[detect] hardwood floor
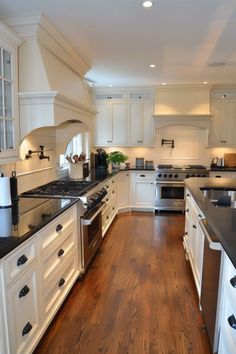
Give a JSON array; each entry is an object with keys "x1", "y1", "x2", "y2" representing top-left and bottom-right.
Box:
[{"x1": 34, "y1": 212, "x2": 211, "y2": 354}]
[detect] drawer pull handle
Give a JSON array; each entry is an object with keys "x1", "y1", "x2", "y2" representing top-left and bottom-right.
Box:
[
  {"x1": 17, "y1": 254, "x2": 28, "y2": 267},
  {"x1": 198, "y1": 214, "x2": 202, "y2": 218},
  {"x1": 193, "y1": 224, "x2": 197, "y2": 229},
  {"x1": 230, "y1": 276, "x2": 236, "y2": 288},
  {"x1": 228, "y1": 315, "x2": 236, "y2": 330},
  {"x1": 56, "y1": 224, "x2": 63, "y2": 232},
  {"x1": 58, "y1": 249, "x2": 65, "y2": 257},
  {"x1": 59, "y1": 278, "x2": 65, "y2": 287},
  {"x1": 185, "y1": 209, "x2": 189, "y2": 213},
  {"x1": 112, "y1": 190, "x2": 115, "y2": 194},
  {"x1": 22, "y1": 322, "x2": 32, "y2": 336},
  {"x1": 140, "y1": 174, "x2": 146, "y2": 177},
  {"x1": 19, "y1": 285, "x2": 30, "y2": 298},
  {"x1": 186, "y1": 193, "x2": 190, "y2": 197}
]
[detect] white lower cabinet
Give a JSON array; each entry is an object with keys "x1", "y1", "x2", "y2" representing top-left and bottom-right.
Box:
[
  {"x1": 131, "y1": 172, "x2": 155, "y2": 211},
  {"x1": 218, "y1": 252, "x2": 236, "y2": 354},
  {"x1": 116, "y1": 171, "x2": 131, "y2": 211},
  {"x1": 5, "y1": 266, "x2": 40, "y2": 354},
  {"x1": 210, "y1": 171, "x2": 236, "y2": 178},
  {"x1": 0, "y1": 204, "x2": 80, "y2": 354},
  {"x1": 101, "y1": 176, "x2": 117, "y2": 237},
  {"x1": 183, "y1": 189, "x2": 205, "y2": 297}
]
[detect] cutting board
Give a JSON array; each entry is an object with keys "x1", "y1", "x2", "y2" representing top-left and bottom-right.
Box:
[{"x1": 224, "y1": 153, "x2": 236, "y2": 167}]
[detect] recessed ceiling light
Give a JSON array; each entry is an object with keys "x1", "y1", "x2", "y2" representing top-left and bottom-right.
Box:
[
  {"x1": 149, "y1": 64, "x2": 156, "y2": 68},
  {"x1": 162, "y1": 82, "x2": 167, "y2": 85},
  {"x1": 142, "y1": 1, "x2": 154, "y2": 8},
  {"x1": 109, "y1": 84, "x2": 113, "y2": 87},
  {"x1": 203, "y1": 81, "x2": 208, "y2": 85}
]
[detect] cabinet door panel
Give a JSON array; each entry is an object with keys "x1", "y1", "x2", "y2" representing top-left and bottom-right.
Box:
[
  {"x1": 95, "y1": 102, "x2": 110, "y2": 145},
  {"x1": 225, "y1": 100, "x2": 236, "y2": 145},
  {"x1": 128, "y1": 101, "x2": 140, "y2": 145},
  {"x1": 117, "y1": 172, "x2": 130, "y2": 209},
  {"x1": 110, "y1": 101, "x2": 126, "y2": 145},
  {"x1": 210, "y1": 100, "x2": 224, "y2": 145},
  {"x1": 142, "y1": 101, "x2": 154, "y2": 145},
  {"x1": 133, "y1": 181, "x2": 154, "y2": 208}
]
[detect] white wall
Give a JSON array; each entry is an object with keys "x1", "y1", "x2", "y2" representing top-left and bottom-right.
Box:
[{"x1": 0, "y1": 128, "x2": 57, "y2": 194}]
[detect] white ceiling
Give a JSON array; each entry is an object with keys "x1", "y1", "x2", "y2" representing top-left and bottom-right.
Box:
[{"x1": 1, "y1": 0, "x2": 236, "y2": 87}]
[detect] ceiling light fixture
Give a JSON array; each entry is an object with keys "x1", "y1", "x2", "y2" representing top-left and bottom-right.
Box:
[
  {"x1": 149, "y1": 64, "x2": 156, "y2": 68},
  {"x1": 162, "y1": 82, "x2": 167, "y2": 85},
  {"x1": 109, "y1": 84, "x2": 113, "y2": 87},
  {"x1": 142, "y1": 1, "x2": 154, "y2": 8},
  {"x1": 203, "y1": 81, "x2": 208, "y2": 85}
]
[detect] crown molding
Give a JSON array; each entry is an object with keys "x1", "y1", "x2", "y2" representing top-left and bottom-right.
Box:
[
  {"x1": 0, "y1": 19, "x2": 22, "y2": 46},
  {"x1": 2, "y1": 12, "x2": 90, "y2": 77}
]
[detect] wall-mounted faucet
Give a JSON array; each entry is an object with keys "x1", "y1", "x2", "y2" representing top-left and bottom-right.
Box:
[
  {"x1": 25, "y1": 145, "x2": 50, "y2": 160},
  {"x1": 161, "y1": 139, "x2": 175, "y2": 148}
]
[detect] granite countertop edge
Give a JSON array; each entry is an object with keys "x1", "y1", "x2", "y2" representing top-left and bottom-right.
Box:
[
  {"x1": 0, "y1": 198, "x2": 78, "y2": 260},
  {"x1": 185, "y1": 177, "x2": 236, "y2": 268}
]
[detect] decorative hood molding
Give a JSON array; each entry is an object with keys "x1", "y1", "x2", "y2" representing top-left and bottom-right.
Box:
[{"x1": 2, "y1": 13, "x2": 96, "y2": 139}]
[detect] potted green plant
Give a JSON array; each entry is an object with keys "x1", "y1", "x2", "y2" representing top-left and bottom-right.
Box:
[{"x1": 106, "y1": 151, "x2": 128, "y2": 169}]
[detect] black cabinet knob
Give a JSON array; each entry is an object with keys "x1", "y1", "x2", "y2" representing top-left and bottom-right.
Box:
[
  {"x1": 193, "y1": 224, "x2": 197, "y2": 229},
  {"x1": 19, "y1": 285, "x2": 30, "y2": 298},
  {"x1": 230, "y1": 276, "x2": 236, "y2": 288},
  {"x1": 59, "y1": 278, "x2": 65, "y2": 287},
  {"x1": 56, "y1": 224, "x2": 63, "y2": 232},
  {"x1": 22, "y1": 322, "x2": 32, "y2": 336},
  {"x1": 228, "y1": 315, "x2": 236, "y2": 330},
  {"x1": 17, "y1": 254, "x2": 28, "y2": 267},
  {"x1": 58, "y1": 249, "x2": 65, "y2": 257},
  {"x1": 185, "y1": 209, "x2": 189, "y2": 213}
]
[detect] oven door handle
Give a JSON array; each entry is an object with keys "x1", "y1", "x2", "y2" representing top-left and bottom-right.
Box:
[
  {"x1": 155, "y1": 180, "x2": 185, "y2": 185},
  {"x1": 81, "y1": 203, "x2": 104, "y2": 226}
]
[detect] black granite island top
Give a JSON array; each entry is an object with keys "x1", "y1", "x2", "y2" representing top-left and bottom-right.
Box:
[
  {"x1": 0, "y1": 197, "x2": 78, "y2": 259},
  {"x1": 185, "y1": 177, "x2": 236, "y2": 268}
]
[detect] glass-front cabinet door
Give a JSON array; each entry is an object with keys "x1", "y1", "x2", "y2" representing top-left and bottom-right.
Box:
[{"x1": 0, "y1": 22, "x2": 21, "y2": 163}]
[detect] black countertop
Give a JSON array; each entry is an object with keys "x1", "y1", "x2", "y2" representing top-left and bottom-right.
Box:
[
  {"x1": 0, "y1": 197, "x2": 77, "y2": 259},
  {"x1": 185, "y1": 177, "x2": 236, "y2": 268},
  {"x1": 210, "y1": 167, "x2": 236, "y2": 172}
]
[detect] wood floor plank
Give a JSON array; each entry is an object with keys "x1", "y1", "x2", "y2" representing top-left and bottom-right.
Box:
[{"x1": 34, "y1": 212, "x2": 211, "y2": 354}]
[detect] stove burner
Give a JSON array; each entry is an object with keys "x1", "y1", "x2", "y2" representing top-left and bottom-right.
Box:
[{"x1": 22, "y1": 180, "x2": 99, "y2": 198}]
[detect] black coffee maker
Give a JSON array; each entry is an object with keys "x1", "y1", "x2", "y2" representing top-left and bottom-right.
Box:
[{"x1": 91, "y1": 149, "x2": 108, "y2": 169}]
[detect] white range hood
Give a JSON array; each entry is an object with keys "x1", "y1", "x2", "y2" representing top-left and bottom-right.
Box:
[{"x1": 3, "y1": 13, "x2": 96, "y2": 140}]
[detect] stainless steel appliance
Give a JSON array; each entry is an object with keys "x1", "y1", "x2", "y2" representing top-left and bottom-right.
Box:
[
  {"x1": 199, "y1": 219, "x2": 222, "y2": 354},
  {"x1": 22, "y1": 180, "x2": 107, "y2": 271},
  {"x1": 155, "y1": 165, "x2": 209, "y2": 211}
]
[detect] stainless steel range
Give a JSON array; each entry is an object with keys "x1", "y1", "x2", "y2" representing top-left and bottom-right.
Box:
[
  {"x1": 155, "y1": 165, "x2": 209, "y2": 211},
  {"x1": 22, "y1": 180, "x2": 107, "y2": 271}
]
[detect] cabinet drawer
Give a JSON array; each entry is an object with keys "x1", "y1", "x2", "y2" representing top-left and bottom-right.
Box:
[
  {"x1": 43, "y1": 255, "x2": 77, "y2": 319},
  {"x1": 3, "y1": 238, "x2": 36, "y2": 285},
  {"x1": 134, "y1": 172, "x2": 154, "y2": 181},
  {"x1": 220, "y1": 291, "x2": 236, "y2": 349},
  {"x1": 224, "y1": 257, "x2": 236, "y2": 308},
  {"x1": 39, "y1": 207, "x2": 76, "y2": 254},
  {"x1": 6, "y1": 268, "x2": 40, "y2": 354},
  {"x1": 41, "y1": 223, "x2": 76, "y2": 282}
]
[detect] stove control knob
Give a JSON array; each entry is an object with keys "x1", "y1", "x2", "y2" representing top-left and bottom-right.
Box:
[
  {"x1": 174, "y1": 174, "x2": 178, "y2": 179},
  {"x1": 197, "y1": 174, "x2": 200, "y2": 177},
  {"x1": 191, "y1": 174, "x2": 195, "y2": 177},
  {"x1": 163, "y1": 174, "x2": 167, "y2": 178},
  {"x1": 202, "y1": 174, "x2": 206, "y2": 177},
  {"x1": 158, "y1": 173, "x2": 162, "y2": 178},
  {"x1": 168, "y1": 174, "x2": 173, "y2": 178},
  {"x1": 185, "y1": 174, "x2": 190, "y2": 178}
]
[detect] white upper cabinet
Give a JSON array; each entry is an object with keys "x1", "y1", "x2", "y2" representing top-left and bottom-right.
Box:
[
  {"x1": 94, "y1": 93, "x2": 126, "y2": 146},
  {"x1": 94, "y1": 90, "x2": 154, "y2": 147},
  {"x1": 0, "y1": 20, "x2": 22, "y2": 163},
  {"x1": 128, "y1": 92, "x2": 154, "y2": 146},
  {"x1": 209, "y1": 90, "x2": 236, "y2": 147}
]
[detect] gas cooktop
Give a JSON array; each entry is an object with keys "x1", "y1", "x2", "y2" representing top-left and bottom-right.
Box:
[{"x1": 21, "y1": 180, "x2": 99, "y2": 198}]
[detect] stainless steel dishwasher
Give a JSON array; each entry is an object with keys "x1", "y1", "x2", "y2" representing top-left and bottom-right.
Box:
[{"x1": 199, "y1": 219, "x2": 223, "y2": 354}]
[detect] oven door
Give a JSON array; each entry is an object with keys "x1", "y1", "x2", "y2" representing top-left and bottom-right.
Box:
[
  {"x1": 155, "y1": 181, "x2": 185, "y2": 211},
  {"x1": 81, "y1": 204, "x2": 103, "y2": 270}
]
